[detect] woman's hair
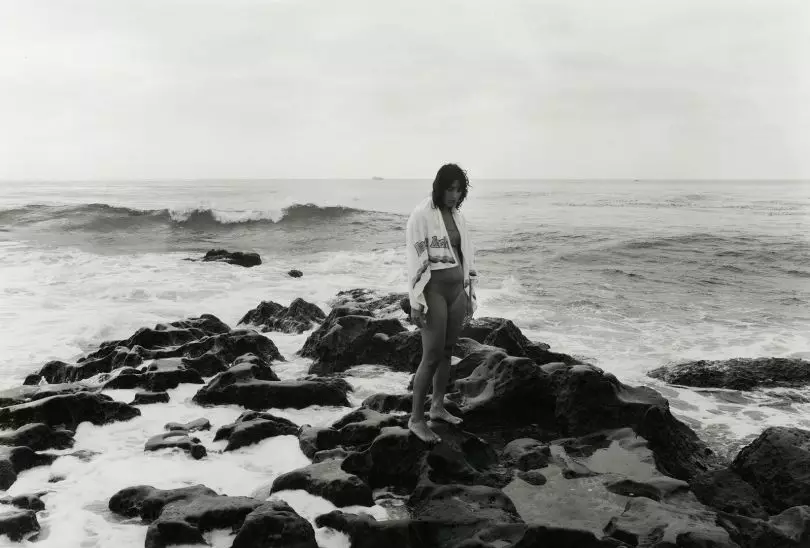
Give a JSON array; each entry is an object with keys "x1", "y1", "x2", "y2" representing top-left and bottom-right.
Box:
[{"x1": 431, "y1": 163, "x2": 471, "y2": 209}]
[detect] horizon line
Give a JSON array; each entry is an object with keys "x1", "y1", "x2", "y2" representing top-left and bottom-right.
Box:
[{"x1": 1, "y1": 177, "x2": 807, "y2": 183}]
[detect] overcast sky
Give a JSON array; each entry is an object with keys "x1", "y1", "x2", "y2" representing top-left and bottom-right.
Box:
[{"x1": 0, "y1": 0, "x2": 807, "y2": 180}]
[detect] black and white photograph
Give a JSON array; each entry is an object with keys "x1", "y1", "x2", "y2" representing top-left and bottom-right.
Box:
[{"x1": 0, "y1": 1, "x2": 808, "y2": 546}]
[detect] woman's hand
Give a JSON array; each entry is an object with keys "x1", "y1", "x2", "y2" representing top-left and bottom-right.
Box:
[{"x1": 411, "y1": 304, "x2": 426, "y2": 328}]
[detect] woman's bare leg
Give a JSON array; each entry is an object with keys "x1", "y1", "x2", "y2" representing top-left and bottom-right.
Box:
[
  {"x1": 409, "y1": 290, "x2": 448, "y2": 443},
  {"x1": 429, "y1": 287, "x2": 467, "y2": 424}
]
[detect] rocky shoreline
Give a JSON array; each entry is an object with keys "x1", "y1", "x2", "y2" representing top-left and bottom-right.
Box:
[{"x1": 1, "y1": 288, "x2": 808, "y2": 547}]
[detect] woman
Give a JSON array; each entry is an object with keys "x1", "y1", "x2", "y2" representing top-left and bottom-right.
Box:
[{"x1": 405, "y1": 163, "x2": 477, "y2": 443}]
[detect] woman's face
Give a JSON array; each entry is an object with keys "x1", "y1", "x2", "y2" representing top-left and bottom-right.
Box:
[{"x1": 443, "y1": 180, "x2": 463, "y2": 209}]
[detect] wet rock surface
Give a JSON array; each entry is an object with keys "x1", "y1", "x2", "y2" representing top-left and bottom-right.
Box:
[
  {"x1": 214, "y1": 411, "x2": 299, "y2": 451},
  {"x1": 34, "y1": 315, "x2": 283, "y2": 385},
  {"x1": 103, "y1": 360, "x2": 204, "y2": 391},
  {"x1": 238, "y1": 298, "x2": 326, "y2": 334},
  {"x1": 200, "y1": 248, "x2": 262, "y2": 267},
  {"x1": 648, "y1": 357, "x2": 810, "y2": 391},
  {"x1": 329, "y1": 288, "x2": 409, "y2": 319},
  {"x1": 0, "y1": 493, "x2": 47, "y2": 512},
  {"x1": 164, "y1": 418, "x2": 211, "y2": 432},
  {"x1": 193, "y1": 357, "x2": 351, "y2": 410},
  {"x1": 299, "y1": 307, "x2": 411, "y2": 375},
  {"x1": 0, "y1": 392, "x2": 140, "y2": 430},
  {"x1": 0, "y1": 446, "x2": 58, "y2": 490},
  {"x1": 144, "y1": 431, "x2": 207, "y2": 460},
  {"x1": 108, "y1": 485, "x2": 316, "y2": 548},
  {"x1": 0, "y1": 423, "x2": 74, "y2": 451},
  {"x1": 130, "y1": 391, "x2": 170, "y2": 405},
  {"x1": 0, "y1": 509, "x2": 40, "y2": 541},
  {"x1": 731, "y1": 426, "x2": 810, "y2": 514},
  {"x1": 271, "y1": 458, "x2": 373, "y2": 507}
]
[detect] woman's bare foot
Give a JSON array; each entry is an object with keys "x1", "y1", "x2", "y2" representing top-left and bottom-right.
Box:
[
  {"x1": 408, "y1": 418, "x2": 441, "y2": 444},
  {"x1": 428, "y1": 407, "x2": 463, "y2": 425}
]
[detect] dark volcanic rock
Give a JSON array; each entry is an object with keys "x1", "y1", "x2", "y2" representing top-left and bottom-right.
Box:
[
  {"x1": 454, "y1": 352, "x2": 720, "y2": 481},
  {"x1": 193, "y1": 352, "x2": 350, "y2": 410},
  {"x1": 298, "y1": 407, "x2": 429, "y2": 460},
  {"x1": 109, "y1": 485, "x2": 314, "y2": 548},
  {"x1": 648, "y1": 357, "x2": 810, "y2": 391},
  {"x1": 1, "y1": 493, "x2": 46, "y2": 512},
  {"x1": 0, "y1": 383, "x2": 96, "y2": 408},
  {"x1": 177, "y1": 329, "x2": 285, "y2": 366},
  {"x1": 331, "y1": 408, "x2": 407, "y2": 446},
  {"x1": 731, "y1": 426, "x2": 810, "y2": 514},
  {"x1": 201, "y1": 248, "x2": 262, "y2": 267},
  {"x1": 361, "y1": 393, "x2": 417, "y2": 414},
  {"x1": 329, "y1": 288, "x2": 409, "y2": 318},
  {"x1": 191, "y1": 352, "x2": 279, "y2": 403},
  {"x1": 409, "y1": 482, "x2": 523, "y2": 532},
  {"x1": 109, "y1": 484, "x2": 217, "y2": 520},
  {"x1": 300, "y1": 307, "x2": 409, "y2": 375},
  {"x1": 88, "y1": 314, "x2": 231, "y2": 358},
  {"x1": 360, "y1": 393, "x2": 461, "y2": 417},
  {"x1": 717, "y1": 508, "x2": 809, "y2": 548},
  {"x1": 690, "y1": 469, "x2": 770, "y2": 519},
  {"x1": 0, "y1": 509, "x2": 39, "y2": 541},
  {"x1": 22, "y1": 374, "x2": 42, "y2": 386},
  {"x1": 131, "y1": 391, "x2": 170, "y2": 405},
  {"x1": 146, "y1": 495, "x2": 260, "y2": 547},
  {"x1": 313, "y1": 512, "x2": 412, "y2": 548},
  {"x1": 316, "y1": 483, "x2": 526, "y2": 548},
  {"x1": 214, "y1": 411, "x2": 299, "y2": 451},
  {"x1": 517, "y1": 469, "x2": 548, "y2": 486},
  {"x1": 460, "y1": 317, "x2": 535, "y2": 357},
  {"x1": 0, "y1": 392, "x2": 140, "y2": 430},
  {"x1": 0, "y1": 423, "x2": 74, "y2": 451},
  {"x1": 451, "y1": 351, "x2": 558, "y2": 444},
  {"x1": 603, "y1": 497, "x2": 737, "y2": 547},
  {"x1": 98, "y1": 368, "x2": 143, "y2": 389},
  {"x1": 767, "y1": 506, "x2": 810, "y2": 546},
  {"x1": 165, "y1": 418, "x2": 211, "y2": 432},
  {"x1": 37, "y1": 314, "x2": 238, "y2": 383},
  {"x1": 193, "y1": 358, "x2": 350, "y2": 410},
  {"x1": 313, "y1": 448, "x2": 350, "y2": 463},
  {"x1": 298, "y1": 426, "x2": 341, "y2": 459},
  {"x1": 271, "y1": 458, "x2": 373, "y2": 507},
  {"x1": 104, "y1": 359, "x2": 204, "y2": 391},
  {"x1": 238, "y1": 298, "x2": 326, "y2": 334},
  {"x1": 0, "y1": 447, "x2": 58, "y2": 490},
  {"x1": 460, "y1": 317, "x2": 582, "y2": 366},
  {"x1": 179, "y1": 352, "x2": 229, "y2": 376},
  {"x1": 502, "y1": 438, "x2": 551, "y2": 471},
  {"x1": 553, "y1": 364, "x2": 720, "y2": 480},
  {"x1": 514, "y1": 525, "x2": 628, "y2": 548},
  {"x1": 342, "y1": 423, "x2": 506, "y2": 491},
  {"x1": 288, "y1": 269, "x2": 303, "y2": 278},
  {"x1": 37, "y1": 317, "x2": 284, "y2": 387},
  {"x1": 231, "y1": 500, "x2": 317, "y2": 548},
  {"x1": 145, "y1": 431, "x2": 206, "y2": 460},
  {"x1": 38, "y1": 352, "x2": 140, "y2": 384}
]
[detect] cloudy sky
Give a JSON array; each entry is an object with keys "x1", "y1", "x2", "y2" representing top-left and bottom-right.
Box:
[{"x1": 0, "y1": 0, "x2": 807, "y2": 179}]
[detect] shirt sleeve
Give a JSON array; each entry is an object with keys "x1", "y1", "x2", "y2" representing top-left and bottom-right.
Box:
[
  {"x1": 406, "y1": 208, "x2": 430, "y2": 312},
  {"x1": 462, "y1": 213, "x2": 478, "y2": 309}
]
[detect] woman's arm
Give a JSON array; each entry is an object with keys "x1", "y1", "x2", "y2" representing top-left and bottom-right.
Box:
[{"x1": 459, "y1": 212, "x2": 478, "y2": 316}]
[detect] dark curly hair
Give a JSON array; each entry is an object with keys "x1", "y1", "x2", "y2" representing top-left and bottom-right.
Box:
[{"x1": 431, "y1": 163, "x2": 470, "y2": 209}]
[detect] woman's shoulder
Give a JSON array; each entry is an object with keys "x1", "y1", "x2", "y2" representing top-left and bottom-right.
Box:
[{"x1": 410, "y1": 196, "x2": 434, "y2": 216}]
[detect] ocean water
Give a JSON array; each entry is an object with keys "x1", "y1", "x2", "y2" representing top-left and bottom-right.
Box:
[{"x1": 0, "y1": 178, "x2": 808, "y2": 546}]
